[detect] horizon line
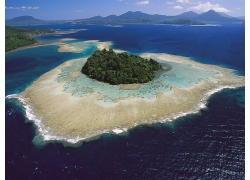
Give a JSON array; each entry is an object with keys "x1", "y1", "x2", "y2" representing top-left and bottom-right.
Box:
[{"x1": 5, "y1": 9, "x2": 245, "y2": 21}]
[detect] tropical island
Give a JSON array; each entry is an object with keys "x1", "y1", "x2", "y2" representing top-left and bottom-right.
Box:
[
  {"x1": 82, "y1": 49, "x2": 162, "y2": 85},
  {"x1": 15, "y1": 40, "x2": 245, "y2": 146},
  {"x1": 5, "y1": 26, "x2": 55, "y2": 52}
]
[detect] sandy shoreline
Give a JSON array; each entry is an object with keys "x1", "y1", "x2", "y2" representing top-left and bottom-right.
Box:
[
  {"x1": 5, "y1": 42, "x2": 49, "y2": 54},
  {"x1": 5, "y1": 29, "x2": 87, "y2": 54},
  {"x1": 16, "y1": 47, "x2": 244, "y2": 145},
  {"x1": 57, "y1": 39, "x2": 113, "y2": 53}
]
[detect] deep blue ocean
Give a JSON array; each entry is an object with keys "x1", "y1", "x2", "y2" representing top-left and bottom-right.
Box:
[{"x1": 5, "y1": 23, "x2": 245, "y2": 179}]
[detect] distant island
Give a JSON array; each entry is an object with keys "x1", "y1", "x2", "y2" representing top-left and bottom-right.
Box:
[
  {"x1": 5, "y1": 16, "x2": 46, "y2": 25},
  {"x1": 5, "y1": 10, "x2": 244, "y2": 26},
  {"x1": 5, "y1": 26, "x2": 55, "y2": 52},
  {"x1": 68, "y1": 10, "x2": 243, "y2": 25},
  {"x1": 82, "y1": 49, "x2": 162, "y2": 85}
]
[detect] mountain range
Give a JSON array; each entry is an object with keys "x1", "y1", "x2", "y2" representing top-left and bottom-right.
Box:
[
  {"x1": 6, "y1": 10, "x2": 244, "y2": 25},
  {"x1": 6, "y1": 16, "x2": 45, "y2": 25}
]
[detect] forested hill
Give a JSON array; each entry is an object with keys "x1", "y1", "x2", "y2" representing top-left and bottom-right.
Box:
[
  {"x1": 82, "y1": 49, "x2": 162, "y2": 85},
  {"x1": 5, "y1": 26, "x2": 55, "y2": 52},
  {"x1": 70, "y1": 10, "x2": 243, "y2": 25},
  {"x1": 6, "y1": 10, "x2": 244, "y2": 26},
  {"x1": 6, "y1": 16, "x2": 45, "y2": 25},
  {"x1": 72, "y1": 11, "x2": 205, "y2": 25}
]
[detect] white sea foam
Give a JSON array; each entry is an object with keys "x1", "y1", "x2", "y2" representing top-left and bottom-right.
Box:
[
  {"x1": 191, "y1": 24, "x2": 222, "y2": 27},
  {"x1": 104, "y1": 25, "x2": 123, "y2": 28},
  {"x1": 6, "y1": 94, "x2": 53, "y2": 140},
  {"x1": 5, "y1": 84, "x2": 243, "y2": 146},
  {"x1": 112, "y1": 128, "x2": 128, "y2": 134},
  {"x1": 170, "y1": 85, "x2": 241, "y2": 121},
  {"x1": 6, "y1": 94, "x2": 131, "y2": 145}
]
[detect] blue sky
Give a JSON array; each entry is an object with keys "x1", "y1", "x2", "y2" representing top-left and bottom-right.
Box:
[{"x1": 5, "y1": 0, "x2": 245, "y2": 20}]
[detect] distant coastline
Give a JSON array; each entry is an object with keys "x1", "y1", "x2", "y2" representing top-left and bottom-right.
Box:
[
  {"x1": 5, "y1": 26, "x2": 56, "y2": 52},
  {"x1": 5, "y1": 28, "x2": 86, "y2": 54},
  {"x1": 6, "y1": 10, "x2": 244, "y2": 27}
]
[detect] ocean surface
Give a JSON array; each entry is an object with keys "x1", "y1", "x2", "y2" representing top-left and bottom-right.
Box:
[{"x1": 5, "y1": 23, "x2": 245, "y2": 179}]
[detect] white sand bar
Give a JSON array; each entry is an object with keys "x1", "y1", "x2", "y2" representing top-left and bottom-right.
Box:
[
  {"x1": 57, "y1": 39, "x2": 112, "y2": 53},
  {"x1": 20, "y1": 51, "x2": 245, "y2": 145}
]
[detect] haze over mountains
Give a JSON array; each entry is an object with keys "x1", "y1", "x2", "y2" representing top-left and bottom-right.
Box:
[
  {"x1": 6, "y1": 9, "x2": 244, "y2": 25},
  {"x1": 6, "y1": 16, "x2": 45, "y2": 25}
]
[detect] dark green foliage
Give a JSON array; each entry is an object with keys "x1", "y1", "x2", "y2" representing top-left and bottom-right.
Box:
[
  {"x1": 5, "y1": 26, "x2": 55, "y2": 52},
  {"x1": 82, "y1": 49, "x2": 162, "y2": 85},
  {"x1": 5, "y1": 33, "x2": 37, "y2": 52}
]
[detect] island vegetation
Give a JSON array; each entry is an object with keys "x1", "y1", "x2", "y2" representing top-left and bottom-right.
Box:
[
  {"x1": 77, "y1": 18, "x2": 205, "y2": 25},
  {"x1": 5, "y1": 26, "x2": 55, "y2": 52},
  {"x1": 162, "y1": 19, "x2": 205, "y2": 25},
  {"x1": 82, "y1": 49, "x2": 162, "y2": 85}
]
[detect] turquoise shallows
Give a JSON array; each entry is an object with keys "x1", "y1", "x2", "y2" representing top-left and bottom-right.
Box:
[{"x1": 57, "y1": 53, "x2": 217, "y2": 104}]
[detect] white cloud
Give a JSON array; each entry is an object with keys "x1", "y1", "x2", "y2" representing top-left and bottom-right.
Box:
[
  {"x1": 189, "y1": 1, "x2": 201, "y2": 4},
  {"x1": 75, "y1": 10, "x2": 84, "y2": 13},
  {"x1": 5, "y1": 6, "x2": 19, "y2": 10},
  {"x1": 173, "y1": 5, "x2": 183, "y2": 9},
  {"x1": 136, "y1": 1, "x2": 149, "y2": 5},
  {"x1": 166, "y1": 1, "x2": 175, "y2": 5},
  {"x1": 5, "y1": 6, "x2": 39, "y2": 10},
  {"x1": 176, "y1": 0, "x2": 201, "y2": 4},
  {"x1": 236, "y1": 7, "x2": 241, "y2": 10},
  {"x1": 176, "y1": 0, "x2": 190, "y2": 3},
  {"x1": 188, "y1": 2, "x2": 231, "y2": 12}
]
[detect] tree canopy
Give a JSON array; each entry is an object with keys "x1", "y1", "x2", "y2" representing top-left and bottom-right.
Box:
[
  {"x1": 82, "y1": 49, "x2": 162, "y2": 85},
  {"x1": 5, "y1": 26, "x2": 54, "y2": 52}
]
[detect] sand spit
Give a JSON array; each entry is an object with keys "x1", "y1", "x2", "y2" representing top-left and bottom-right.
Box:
[
  {"x1": 19, "y1": 53, "x2": 244, "y2": 146},
  {"x1": 5, "y1": 41, "x2": 64, "y2": 54},
  {"x1": 57, "y1": 39, "x2": 113, "y2": 53},
  {"x1": 84, "y1": 40, "x2": 112, "y2": 50},
  {"x1": 6, "y1": 28, "x2": 90, "y2": 54},
  {"x1": 57, "y1": 38, "x2": 82, "y2": 53},
  {"x1": 54, "y1": 29, "x2": 87, "y2": 35}
]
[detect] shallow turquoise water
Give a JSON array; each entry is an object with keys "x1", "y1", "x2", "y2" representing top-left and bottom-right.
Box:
[
  {"x1": 5, "y1": 23, "x2": 245, "y2": 180},
  {"x1": 57, "y1": 47, "x2": 217, "y2": 103}
]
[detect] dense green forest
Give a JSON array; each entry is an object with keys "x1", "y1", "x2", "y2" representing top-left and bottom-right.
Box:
[
  {"x1": 82, "y1": 49, "x2": 162, "y2": 85},
  {"x1": 5, "y1": 26, "x2": 54, "y2": 52}
]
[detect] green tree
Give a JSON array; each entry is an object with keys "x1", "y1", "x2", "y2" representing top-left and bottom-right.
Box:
[{"x1": 82, "y1": 49, "x2": 162, "y2": 85}]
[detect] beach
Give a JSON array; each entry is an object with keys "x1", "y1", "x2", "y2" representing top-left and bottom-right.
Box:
[
  {"x1": 5, "y1": 29, "x2": 87, "y2": 54},
  {"x1": 57, "y1": 39, "x2": 113, "y2": 53}
]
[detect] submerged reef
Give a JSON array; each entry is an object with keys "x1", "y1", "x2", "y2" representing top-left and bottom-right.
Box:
[{"x1": 15, "y1": 40, "x2": 244, "y2": 146}]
